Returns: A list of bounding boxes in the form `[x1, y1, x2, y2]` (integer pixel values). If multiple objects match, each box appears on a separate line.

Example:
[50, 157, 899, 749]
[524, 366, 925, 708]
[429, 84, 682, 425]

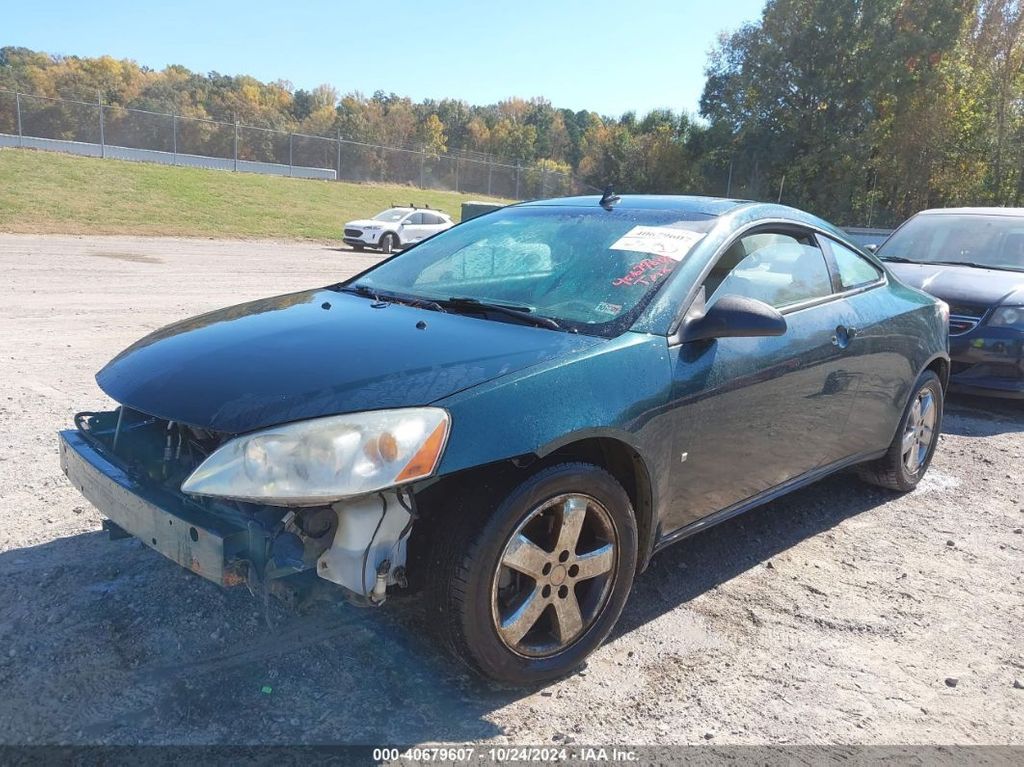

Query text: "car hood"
[345, 219, 384, 228]
[886, 262, 1024, 308]
[96, 289, 601, 433]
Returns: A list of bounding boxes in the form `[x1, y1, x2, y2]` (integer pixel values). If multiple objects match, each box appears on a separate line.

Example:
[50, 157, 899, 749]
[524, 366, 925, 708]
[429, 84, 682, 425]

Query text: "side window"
[424, 213, 445, 225]
[829, 239, 883, 289]
[704, 231, 833, 309]
[405, 212, 425, 225]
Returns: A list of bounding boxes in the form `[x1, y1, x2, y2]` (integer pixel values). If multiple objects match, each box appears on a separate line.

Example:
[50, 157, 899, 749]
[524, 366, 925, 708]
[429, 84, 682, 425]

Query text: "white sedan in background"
[343, 207, 454, 253]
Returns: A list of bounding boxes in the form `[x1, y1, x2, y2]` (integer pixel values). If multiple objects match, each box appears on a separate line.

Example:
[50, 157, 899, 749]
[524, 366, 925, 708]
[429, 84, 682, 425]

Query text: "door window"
[405, 212, 426, 225]
[828, 239, 883, 289]
[704, 232, 834, 309]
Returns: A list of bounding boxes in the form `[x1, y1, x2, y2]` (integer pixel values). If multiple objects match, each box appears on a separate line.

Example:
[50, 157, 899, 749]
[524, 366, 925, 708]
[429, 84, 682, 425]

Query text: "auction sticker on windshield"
[610, 225, 705, 261]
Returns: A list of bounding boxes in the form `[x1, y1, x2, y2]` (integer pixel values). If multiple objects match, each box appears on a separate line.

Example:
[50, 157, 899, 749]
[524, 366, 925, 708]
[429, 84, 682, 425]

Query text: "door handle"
[832, 325, 854, 349]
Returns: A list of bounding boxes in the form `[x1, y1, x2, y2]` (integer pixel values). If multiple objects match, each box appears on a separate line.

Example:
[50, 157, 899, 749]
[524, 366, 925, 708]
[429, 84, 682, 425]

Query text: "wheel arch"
[534, 433, 657, 574]
[412, 432, 658, 577]
[924, 353, 950, 392]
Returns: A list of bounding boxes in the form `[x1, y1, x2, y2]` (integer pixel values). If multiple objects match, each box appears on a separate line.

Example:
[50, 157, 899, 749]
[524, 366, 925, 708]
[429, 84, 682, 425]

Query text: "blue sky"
[8, 0, 765, 117]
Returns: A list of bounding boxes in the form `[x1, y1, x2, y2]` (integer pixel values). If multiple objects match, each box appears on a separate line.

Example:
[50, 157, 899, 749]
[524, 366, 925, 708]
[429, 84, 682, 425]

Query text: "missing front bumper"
[59, 428, 415, 600]
[59, 429, 247, 585]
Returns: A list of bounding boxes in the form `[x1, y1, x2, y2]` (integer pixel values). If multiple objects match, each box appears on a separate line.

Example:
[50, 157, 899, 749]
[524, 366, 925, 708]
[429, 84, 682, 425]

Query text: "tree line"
[2, 0, 1022, 226]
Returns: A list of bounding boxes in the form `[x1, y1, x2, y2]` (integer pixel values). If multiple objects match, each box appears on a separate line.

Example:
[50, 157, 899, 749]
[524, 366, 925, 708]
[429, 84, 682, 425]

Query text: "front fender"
[433, 331, 674, 566]
[434, 332, 672, 475]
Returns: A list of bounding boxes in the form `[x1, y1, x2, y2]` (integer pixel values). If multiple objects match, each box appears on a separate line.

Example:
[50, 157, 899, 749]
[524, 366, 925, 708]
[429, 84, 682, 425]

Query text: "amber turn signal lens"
[395, 420, 449, 482]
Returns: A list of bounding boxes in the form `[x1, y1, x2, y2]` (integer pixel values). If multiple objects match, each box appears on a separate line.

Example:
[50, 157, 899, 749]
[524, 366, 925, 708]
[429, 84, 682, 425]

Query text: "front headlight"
[989, 306, 1024, 330]
[181, 408, 450, 505]
[363, 225, 382, 231]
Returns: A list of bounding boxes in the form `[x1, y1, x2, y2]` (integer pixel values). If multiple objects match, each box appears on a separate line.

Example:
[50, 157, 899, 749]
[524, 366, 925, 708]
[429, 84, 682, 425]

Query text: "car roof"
[514, 195, 854, 239]
[916, 207, 1024, 217]
[382, 207, 450, 216]
[519, 194, 752, 217]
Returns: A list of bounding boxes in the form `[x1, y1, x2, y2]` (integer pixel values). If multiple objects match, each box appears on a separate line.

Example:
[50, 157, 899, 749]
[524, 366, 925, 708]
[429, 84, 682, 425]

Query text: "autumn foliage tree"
[3, 2, 1024, 224]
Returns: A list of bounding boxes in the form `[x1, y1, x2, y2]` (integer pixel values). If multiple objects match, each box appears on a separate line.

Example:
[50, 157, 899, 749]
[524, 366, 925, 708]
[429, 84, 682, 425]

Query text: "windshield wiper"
[878, 255, 915, 263]
[441, 297, 560, 330]
[339, 284, 385, 300]
[932, 260, 1023, 272]
[880, 257, 1023, 272]
[339, 284, 445, 311]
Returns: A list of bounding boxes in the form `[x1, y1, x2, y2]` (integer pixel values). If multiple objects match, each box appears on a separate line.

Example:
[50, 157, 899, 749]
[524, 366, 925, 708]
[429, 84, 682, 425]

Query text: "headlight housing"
[988, 306, 1024, 330]
[363, 225, 382, 231]
[181, 408, 450, 505]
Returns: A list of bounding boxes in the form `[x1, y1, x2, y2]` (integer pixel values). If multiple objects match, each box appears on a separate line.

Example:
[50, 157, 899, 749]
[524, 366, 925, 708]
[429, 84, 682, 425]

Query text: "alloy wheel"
[902, 387, 937, 474]
[490, 493, 618, 658]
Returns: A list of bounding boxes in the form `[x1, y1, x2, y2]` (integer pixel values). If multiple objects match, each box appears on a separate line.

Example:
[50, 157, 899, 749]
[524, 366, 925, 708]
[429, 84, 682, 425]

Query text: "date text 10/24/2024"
[373, 746, 639, 762]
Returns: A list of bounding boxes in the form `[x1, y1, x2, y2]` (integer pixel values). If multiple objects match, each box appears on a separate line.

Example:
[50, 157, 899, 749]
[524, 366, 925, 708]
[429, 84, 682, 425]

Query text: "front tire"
[351, 243, 365, 252]
[426, 463, 637, 685]
[379, 233, 397, 254]
[858, 370, 943, 491]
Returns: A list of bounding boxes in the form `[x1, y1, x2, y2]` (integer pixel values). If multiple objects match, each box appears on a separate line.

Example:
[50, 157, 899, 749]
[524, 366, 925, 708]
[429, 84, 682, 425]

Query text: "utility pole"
[98, 91, 105, 159]
[867, 169, 878, 228]
[172, 114, 177, 164]
[777, 174, 786, 203]
[15, 91, 22, 147]
[233, 114, 238, 172]
[289, 133, 294, 177]
[336, 129, 342, 181]
[726, 158, 733, 197]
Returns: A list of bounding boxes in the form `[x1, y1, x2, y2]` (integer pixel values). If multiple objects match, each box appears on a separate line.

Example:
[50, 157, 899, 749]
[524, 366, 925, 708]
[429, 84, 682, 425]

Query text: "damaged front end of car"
[59, 405, 446, 606]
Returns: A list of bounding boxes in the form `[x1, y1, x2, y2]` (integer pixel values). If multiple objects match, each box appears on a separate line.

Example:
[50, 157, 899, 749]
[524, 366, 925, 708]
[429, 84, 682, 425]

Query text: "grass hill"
[0, 149, 508, 240]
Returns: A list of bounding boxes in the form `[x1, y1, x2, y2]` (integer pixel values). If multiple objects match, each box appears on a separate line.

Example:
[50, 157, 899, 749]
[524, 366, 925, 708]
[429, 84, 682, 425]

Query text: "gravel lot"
[0, 233, 1021, 746]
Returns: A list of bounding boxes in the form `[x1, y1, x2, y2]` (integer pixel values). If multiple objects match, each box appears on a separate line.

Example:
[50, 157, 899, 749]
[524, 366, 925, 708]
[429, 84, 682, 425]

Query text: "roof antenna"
[599, 185, 621, 210]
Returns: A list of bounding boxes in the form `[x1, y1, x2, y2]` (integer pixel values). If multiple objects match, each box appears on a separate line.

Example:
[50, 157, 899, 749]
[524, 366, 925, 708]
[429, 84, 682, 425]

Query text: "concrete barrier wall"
[0, 133, 337, 181]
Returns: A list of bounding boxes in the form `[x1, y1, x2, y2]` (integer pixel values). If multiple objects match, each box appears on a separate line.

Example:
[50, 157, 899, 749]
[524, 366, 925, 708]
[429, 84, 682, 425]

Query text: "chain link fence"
[0, 89, 592, 198]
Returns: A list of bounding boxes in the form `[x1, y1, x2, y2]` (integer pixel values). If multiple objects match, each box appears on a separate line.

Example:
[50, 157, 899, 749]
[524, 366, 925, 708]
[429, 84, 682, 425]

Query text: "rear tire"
[857, 370, 943, 491]
[380, 233, 397, 254]
[424, 463, 637, 685]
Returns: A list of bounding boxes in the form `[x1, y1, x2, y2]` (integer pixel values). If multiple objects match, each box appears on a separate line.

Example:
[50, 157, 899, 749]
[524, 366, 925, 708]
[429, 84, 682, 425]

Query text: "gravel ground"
[0, 233, 1021, 746]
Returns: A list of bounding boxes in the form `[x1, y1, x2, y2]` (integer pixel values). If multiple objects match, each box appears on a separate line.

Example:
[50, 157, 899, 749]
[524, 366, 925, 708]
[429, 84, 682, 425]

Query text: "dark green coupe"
[61, 195, 949, 684]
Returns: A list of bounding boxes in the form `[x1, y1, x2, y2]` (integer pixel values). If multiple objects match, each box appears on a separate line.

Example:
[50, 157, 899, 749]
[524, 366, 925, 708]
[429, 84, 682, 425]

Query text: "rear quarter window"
[828, 239, 883, 289]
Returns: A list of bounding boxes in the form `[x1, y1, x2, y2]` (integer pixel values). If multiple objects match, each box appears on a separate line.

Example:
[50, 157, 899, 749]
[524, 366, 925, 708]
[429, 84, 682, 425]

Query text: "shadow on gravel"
[0, 473, 904, 744]
[942, 393, 1024, 437]
[0, 531, 514, 745]
[615, 472, 893, 639]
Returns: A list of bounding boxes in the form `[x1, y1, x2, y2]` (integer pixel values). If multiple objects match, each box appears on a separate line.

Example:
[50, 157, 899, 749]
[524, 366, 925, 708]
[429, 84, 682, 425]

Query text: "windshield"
[348, 206, 715, 335]
[879, 213, 1024, 272]
[373, 208, 411, 222]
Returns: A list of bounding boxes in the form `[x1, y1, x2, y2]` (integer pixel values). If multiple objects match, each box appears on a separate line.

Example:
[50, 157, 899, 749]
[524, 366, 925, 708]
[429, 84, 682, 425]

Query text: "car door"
[818, 236, 905, 456]
[400, 212, 429, 243]
[661, 227, 862, 533]
[421, 212, 449, 238]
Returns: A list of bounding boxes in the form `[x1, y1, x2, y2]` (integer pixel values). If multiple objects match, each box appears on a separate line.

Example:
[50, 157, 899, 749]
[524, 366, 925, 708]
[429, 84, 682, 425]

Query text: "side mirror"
[677, 294, 787, 344]
[865, 244, 878, 253]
